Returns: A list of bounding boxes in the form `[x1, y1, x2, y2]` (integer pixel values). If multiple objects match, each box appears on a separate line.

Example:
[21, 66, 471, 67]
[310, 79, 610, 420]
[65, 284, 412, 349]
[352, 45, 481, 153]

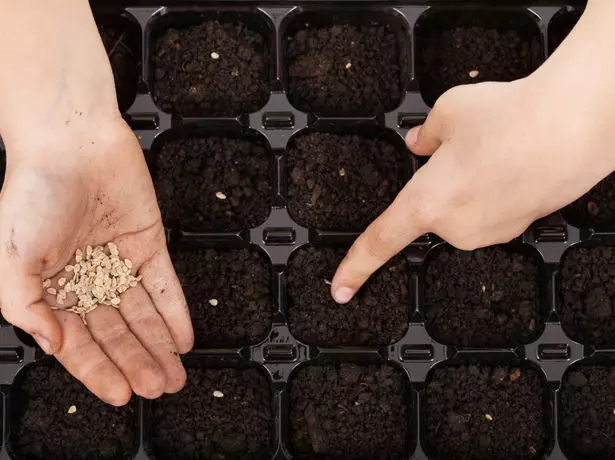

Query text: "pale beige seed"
[58, 277, 66, 287]
[65, 265, 74, 272]
[209, 299, 219, 306]
[68, 405, 77, 414]
[47, 288, 57, 295]
[216, 191, 227, 200]
[211, 51, 220, 60]
[42, 279, 51, 288]
[469, 70, 480, 78]
[485, 414, 493, 421]
[125, 259, 133, 269]
[339, 168, 345, 177]
[213, 390, 224, 398]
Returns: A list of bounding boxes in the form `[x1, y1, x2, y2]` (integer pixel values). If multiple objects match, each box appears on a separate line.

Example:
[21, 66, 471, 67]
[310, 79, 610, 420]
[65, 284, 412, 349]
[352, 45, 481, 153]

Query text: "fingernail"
[406, 126, 421, 146]
[33, 334, 52, 354]
[333, 287, 355, 304]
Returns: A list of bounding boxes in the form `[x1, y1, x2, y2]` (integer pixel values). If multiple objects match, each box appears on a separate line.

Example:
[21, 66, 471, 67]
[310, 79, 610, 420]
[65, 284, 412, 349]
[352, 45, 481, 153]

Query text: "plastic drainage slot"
[263, 344, 297, 362]
[397, 113, 425, 129]
[401, 344, 434, 361]
[263, 112, 294, 129]
[538, 344, 570, 360]
[0, 347, 23, 363]
[535, 226, 568, 243]
[263, 227, 296, 245]
[127, 113, 159, 130]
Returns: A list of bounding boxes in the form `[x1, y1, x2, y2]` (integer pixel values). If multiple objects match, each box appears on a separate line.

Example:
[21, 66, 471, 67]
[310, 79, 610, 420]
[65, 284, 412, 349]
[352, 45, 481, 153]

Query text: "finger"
[53, 310, 132, 406]
[0, 269, 62, 355]
[406, 105, 446, 156]
[86, 305, 167, 399]
[331, 185, 427, 304]
[117, 284, 187, 394]
[138, 248, 193, 354]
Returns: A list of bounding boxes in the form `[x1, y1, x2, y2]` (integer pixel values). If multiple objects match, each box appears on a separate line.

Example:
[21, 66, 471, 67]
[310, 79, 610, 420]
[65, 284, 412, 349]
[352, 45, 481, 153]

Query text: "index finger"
[330, 184, 427, 304]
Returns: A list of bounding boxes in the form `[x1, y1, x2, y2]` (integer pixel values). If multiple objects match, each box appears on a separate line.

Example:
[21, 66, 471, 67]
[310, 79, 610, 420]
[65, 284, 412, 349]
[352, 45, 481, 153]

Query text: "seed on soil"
[345, 61, 352, 69]
[481, 283, 486, 293]
[587, 200, 600, 217]
[469, 69, 480, 78]
[210, 51, 220, 60]
[215, 191, 227, 200]
[338, 168, 345, 177]
[323, 279, 332, 286]
[213, 390, 224, 398]
[509, 368, 521, 383]
[209, 298, 219, 306]
[529, 446, 537, 455]
[485, 414, 493, 421]
[67, 405, 77, 414]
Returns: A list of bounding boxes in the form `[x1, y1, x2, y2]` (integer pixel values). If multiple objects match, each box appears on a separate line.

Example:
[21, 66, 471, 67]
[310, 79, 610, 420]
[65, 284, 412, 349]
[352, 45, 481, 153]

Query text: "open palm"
[0, 119, 193, 405]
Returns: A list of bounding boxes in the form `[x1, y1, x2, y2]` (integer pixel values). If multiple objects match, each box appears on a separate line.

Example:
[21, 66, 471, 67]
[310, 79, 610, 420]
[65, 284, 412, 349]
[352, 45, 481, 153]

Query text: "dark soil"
[98, 23, 139, 112]
[154, 135, 272, 232]
[286, 23, 404, 116]
[418, 24, 540, 106]
[561, 173, 615, 230]
[548, 8, 583, 53]
[151, 366, 273, 460]
[560, 246, 615, 347]
[424, 245, 541, 347]
[289, 363, 410, 460]
[423, 364, 549, 460]
[560, 365, 615, 460]
[152, 20, 270, 116]
[287, 247, 409, 346]
[10, 364, 137, 460]
[171, 248, 273, 347]
[287, 132, 408, 231]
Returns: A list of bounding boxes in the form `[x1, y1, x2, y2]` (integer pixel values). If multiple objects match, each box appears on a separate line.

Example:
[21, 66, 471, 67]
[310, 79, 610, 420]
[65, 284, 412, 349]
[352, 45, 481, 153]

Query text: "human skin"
[0, 0, 193, 405]
[332, 0, 615, 303]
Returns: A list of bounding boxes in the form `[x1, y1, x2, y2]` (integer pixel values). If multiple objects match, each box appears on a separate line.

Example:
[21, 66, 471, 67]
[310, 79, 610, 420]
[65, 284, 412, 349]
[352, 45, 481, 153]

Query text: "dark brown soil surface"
[423, 364, 549, 460]
[154, 135, 272, 232]
[286, 23, 403, 116]
[287, 247, 409, 346]
[548, 8, 583, 53]
[424, 245, 541, 348]
[152, 20, 270, 116]
[151, 366, 273, 460]
[171, 247, 273, 348]
[98, 23, 139, 112]
[562, 173, 615, 230]
[10, 364, 137, 460]
[560, 246, 615, 347]
[417, 23, 540, 106]
[560, 365, 615, 460]
[287, 132, 408, 231]
[289, 363, 410, 460]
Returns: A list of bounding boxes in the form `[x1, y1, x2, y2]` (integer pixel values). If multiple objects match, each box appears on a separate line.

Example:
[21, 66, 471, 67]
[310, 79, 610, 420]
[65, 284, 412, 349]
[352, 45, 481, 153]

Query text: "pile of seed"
[43, 243, 141, 324]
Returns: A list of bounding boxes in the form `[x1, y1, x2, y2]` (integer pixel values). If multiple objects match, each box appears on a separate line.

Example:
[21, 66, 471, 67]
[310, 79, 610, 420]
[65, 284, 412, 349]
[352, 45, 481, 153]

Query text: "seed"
[345, 62, 352, 69]
[469, 70, 480, 78]
[339, 168, 345, 177]
[211, 51, 220, 60]
[125, 259, 132, 270]
[47, 288, 57, 295]
[481, 284, 486, 293]
[216, 191, 227, 200]
[509, 368, 521, 383]
[485, 414, 493, 421]
[68, 405, 77, 414]
[323, 280, 332, 286]
[58, 277, 66, 287]
[209, 299, 219, 306]
[529, 446, 537, 455]
[213, 390, 224, 398]
[42, 279, 51, 288]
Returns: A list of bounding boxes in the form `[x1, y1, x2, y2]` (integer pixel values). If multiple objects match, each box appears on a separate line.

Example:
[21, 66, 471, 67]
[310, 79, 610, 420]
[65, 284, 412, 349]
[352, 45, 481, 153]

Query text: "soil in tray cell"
[286, 21, 404, 116]
[548, 8, 583, 54]
[560, 246, 615, 347]
[560, 365, 615, 460]
[416, 11, 542, 106]
[171, 247, 273, 348]
[561, 173, 615, 230]
[423, 364, 549, 460]
[287, 247, 409, 347]
[154, 134, 272, 232]
[424, 245, 541, 348]
[10, 364, 137, 460]
[98, 23, 139, 112]
[286, 132, 409, 231]
[151, 366, 273, 460]
[152, 19, 270, 116]
[289, 363, 411, 460]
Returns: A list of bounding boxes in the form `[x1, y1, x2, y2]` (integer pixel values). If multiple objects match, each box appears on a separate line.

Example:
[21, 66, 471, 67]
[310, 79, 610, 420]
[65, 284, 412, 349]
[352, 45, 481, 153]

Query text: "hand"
[331, 0, 615, 303]
[0, 118, 194, 405]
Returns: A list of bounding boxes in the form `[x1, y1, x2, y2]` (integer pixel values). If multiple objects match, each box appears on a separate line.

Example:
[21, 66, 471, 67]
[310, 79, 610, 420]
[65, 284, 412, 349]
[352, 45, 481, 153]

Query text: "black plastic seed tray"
[5, 2, 614, 460]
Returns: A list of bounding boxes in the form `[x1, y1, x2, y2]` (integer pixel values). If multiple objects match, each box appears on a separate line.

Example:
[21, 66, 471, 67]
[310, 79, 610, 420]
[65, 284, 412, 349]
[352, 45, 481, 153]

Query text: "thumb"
[0, 265, 62, 354]
[406, 102, 447, 156]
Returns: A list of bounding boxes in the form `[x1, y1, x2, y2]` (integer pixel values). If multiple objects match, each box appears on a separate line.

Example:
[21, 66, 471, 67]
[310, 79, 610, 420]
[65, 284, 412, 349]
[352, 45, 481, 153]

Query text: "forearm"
[0, 0, 119, 146]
